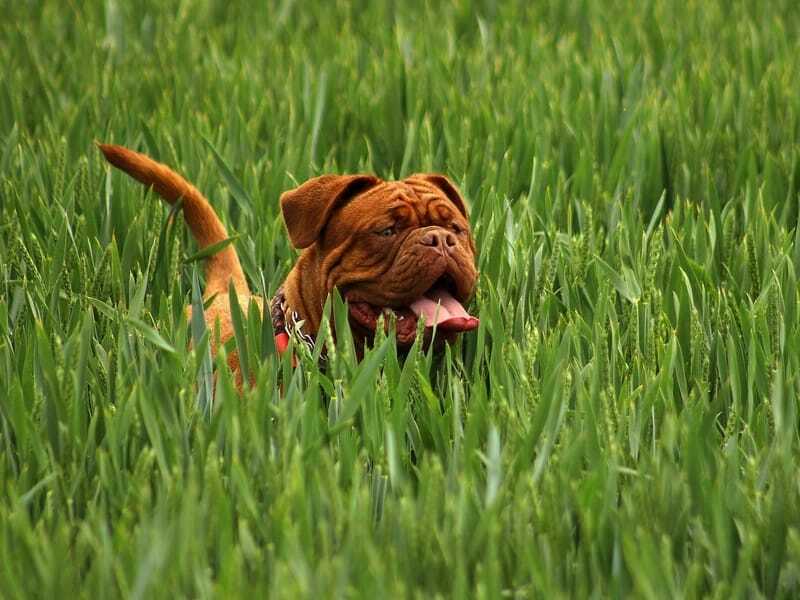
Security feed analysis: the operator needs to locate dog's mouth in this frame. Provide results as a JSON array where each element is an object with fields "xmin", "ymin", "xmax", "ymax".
[{"xmin": 345, "ymin": 274, "xmax": 479, "ymax": 346}]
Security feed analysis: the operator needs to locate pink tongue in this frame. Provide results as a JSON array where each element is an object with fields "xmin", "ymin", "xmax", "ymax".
[{"xmin": 409, "ymin": 288, "xmax": 479, "ymax": 332}]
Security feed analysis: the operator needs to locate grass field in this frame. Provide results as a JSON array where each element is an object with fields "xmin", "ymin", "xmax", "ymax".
[{"xmin": 3, "ymin": 0, "xmax": 800, "ymax": 597}]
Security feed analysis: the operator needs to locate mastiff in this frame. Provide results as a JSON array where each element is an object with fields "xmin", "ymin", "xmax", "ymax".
[{"xmin": 98, "ymin": 143, "xmax": 479, "ymax": 385}]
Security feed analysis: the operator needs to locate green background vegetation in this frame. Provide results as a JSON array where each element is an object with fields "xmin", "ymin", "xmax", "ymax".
[{"xmin": 3, "ymin": 0, "xmax": 800, "ymax": 596}]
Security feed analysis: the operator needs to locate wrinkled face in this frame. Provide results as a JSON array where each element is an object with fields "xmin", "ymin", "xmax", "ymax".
[{"xmin": 316, "ymin": 176, "xmax": 479, "ymax": 346}]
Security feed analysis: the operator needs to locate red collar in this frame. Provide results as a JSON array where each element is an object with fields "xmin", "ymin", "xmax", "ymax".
[
  {"xmin": 275, "ymin": 331, "xmax": 290, "ymax": 355},
  {"xmin": 270, "ymin": 286, "xmax": 315, "ymax": 360}
]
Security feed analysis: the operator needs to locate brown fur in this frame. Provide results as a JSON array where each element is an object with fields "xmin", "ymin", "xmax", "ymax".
[
  {"xmin": 98, "ymin": 143, "xmax": 259, "ymax": 385},
  {"xmin": 279, "ymin": 176, "xmax": 478, "ymax": 336},
  {"xmin": 98, "ymin": 142, "xmax": 478, "ymax": 387}
]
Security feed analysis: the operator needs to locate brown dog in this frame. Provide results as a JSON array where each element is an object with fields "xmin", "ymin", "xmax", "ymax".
[{"xmin": 98, "ymin": 143, "xmax": 479, "ymax": 382}]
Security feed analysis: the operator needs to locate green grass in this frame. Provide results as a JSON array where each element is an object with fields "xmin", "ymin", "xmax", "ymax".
[{"xmin": 3, "ymin": 0, "xmax": 800, "ymax": 596}]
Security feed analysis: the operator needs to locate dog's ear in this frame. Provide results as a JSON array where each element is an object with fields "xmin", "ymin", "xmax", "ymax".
[
  {"xmin": 280, "ymin": 174, "xmax": 380, "ymax": 248},
  {"xmin": 408, "ymin": 174, "xmax": 468, "ymax": 217}
]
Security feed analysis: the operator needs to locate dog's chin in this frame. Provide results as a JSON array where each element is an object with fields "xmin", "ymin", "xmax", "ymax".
[{"xmin": 344, "ymin": 274, "xmax": 479, "ymax": 350}]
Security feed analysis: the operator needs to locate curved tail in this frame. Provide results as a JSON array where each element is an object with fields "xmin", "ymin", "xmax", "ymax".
[{"xmin": 97, "ymin": 142, "xmax": 248, "ymax": 296}]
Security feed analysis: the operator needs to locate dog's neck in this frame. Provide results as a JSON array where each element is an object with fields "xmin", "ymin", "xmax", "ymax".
[
  {"xmin": 282, "ymin": 249, "xmax": 325, "ymax": 334},
  {"xmin": 280, "ymin": 249, "xmax": 375, "ymax": 359}
]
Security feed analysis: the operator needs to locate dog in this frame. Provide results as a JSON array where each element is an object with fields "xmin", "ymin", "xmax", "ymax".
[{"xmin": 97, "ymin": 143, "xmax": 479, "ymax": 385}]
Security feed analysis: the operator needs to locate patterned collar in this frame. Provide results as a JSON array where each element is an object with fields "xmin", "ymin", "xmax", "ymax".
[{"xmin": 270, "ymin": 285, "xmax": 316, "ymax": 357}]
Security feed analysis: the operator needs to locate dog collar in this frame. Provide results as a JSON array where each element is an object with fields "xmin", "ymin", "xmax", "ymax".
[{"xmin": 270, "ymin": 286, "xmax": 315, "ymax": 357}]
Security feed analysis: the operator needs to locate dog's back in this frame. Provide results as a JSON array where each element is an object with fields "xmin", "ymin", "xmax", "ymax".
[{"xmin": 99, "ymin": 143, "xmax": 261, "ymax": 388}]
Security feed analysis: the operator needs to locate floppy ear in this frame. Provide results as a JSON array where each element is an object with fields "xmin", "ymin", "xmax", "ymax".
[
  {"xmin": 409, "ymin": 174, "xmax": 468, "ymax": 217},
  {"xmin": 279, "ymin": 174, "xmax": 380, "ymax": 248}
]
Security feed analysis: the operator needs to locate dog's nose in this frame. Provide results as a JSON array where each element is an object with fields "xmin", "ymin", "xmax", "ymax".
[{"xmin": 420, "ymin": 230, "xmax": 457, "ymax": 249}]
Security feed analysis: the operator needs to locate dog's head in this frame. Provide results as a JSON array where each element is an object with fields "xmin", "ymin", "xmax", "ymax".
[{"xmin": 280, "ymin": 173, "xmax": 479, "ymax": 347}]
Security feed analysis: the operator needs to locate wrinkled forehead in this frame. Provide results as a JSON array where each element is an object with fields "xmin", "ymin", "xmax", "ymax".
[{"xmin": 338, "ymin": 179, "xmax": 461, "ymax": 224}]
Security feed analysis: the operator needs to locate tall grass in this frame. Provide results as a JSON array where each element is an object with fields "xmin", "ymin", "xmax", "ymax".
[{"xmin": 2, "ymin": 0, "xmax": 800, "ymax": 596}]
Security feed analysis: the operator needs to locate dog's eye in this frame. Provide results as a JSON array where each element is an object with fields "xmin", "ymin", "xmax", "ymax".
[
  {"xmin": 451, "ymin": 222, "xmax": 464, "ymax": 234},
  {"xmin": 376, "ymin": 226, "xmax": 396, "ymax": 237}
]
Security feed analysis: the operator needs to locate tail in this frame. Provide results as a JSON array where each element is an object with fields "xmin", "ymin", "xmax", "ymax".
[{"xmin": 97, "ymin": 142, "xmax": 248, "ymax": 296}]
